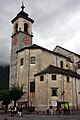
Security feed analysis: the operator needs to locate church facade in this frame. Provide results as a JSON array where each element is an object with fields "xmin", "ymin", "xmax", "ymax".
[{"xmin": 10, "ymin": 4, "xmax": 80, "ymax": 111}]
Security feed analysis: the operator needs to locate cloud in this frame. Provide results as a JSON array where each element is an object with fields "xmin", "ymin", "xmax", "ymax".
[
  {"xmin": 33, "ymin": 0, "xmax": 80, "ymax": 51},
  {"xmin": 0, "ymin": 0, "xmax": 80, "ymax": 64}
]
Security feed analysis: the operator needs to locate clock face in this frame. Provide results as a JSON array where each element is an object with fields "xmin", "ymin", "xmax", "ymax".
[
  {"xmin": 12, "ymin": 36, "xmax": 18, "ymax": 45},
  {"xmin": 23, "ymin": 37, "xmax": 30, "ymax": 44}
]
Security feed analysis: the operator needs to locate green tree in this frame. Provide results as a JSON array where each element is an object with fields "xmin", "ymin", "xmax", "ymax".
[
  {"xmin": 9, "ymin": 84, "xmax": 24, "ymax": 107},
  {"xmin": 0, "ymin": 89, "xmax": 11, "ymax": 112}
]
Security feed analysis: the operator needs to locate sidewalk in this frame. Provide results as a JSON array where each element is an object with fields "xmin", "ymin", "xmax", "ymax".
[{"xmin": 0, "ymin": 109, "xmax": 80, "ymax": 116}]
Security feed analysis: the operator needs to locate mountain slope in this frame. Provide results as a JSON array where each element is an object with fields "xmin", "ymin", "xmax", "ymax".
[{"xmin": 0, "ymin": 65, "xmax": 9, "ymax": 89}]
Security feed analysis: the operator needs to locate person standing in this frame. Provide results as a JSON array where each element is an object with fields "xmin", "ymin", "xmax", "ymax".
[
  {"xmin": 18, "ymin": 106, "xmax": 22, "ymax": 117},
  {"xmin": 49, "ymin": 105, "xmax": 53, "ymax": 115}
]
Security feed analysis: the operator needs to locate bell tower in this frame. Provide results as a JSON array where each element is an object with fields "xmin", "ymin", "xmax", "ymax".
[
  {"xmin": 10, "ymin": 3, "xmax": 34, "ymax": 85},
  {"xmin": 11, "ymin": 2, "xmax": 34, "ymax": 48}
]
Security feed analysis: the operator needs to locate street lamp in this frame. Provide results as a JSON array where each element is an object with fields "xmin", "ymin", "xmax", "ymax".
[{"xmin": 62, "ymin": 91, "xmax": 65, "ymax": 102}]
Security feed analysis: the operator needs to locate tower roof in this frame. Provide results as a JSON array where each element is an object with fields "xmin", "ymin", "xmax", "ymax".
[{"xmin": 11, "ymin": 3, "xmax": 34, "ymax": 24}]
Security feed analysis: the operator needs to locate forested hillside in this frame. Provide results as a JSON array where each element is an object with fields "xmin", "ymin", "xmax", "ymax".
[{"xmin": 0, "ymin": 65, "xmax": 9, "ymax": 89}]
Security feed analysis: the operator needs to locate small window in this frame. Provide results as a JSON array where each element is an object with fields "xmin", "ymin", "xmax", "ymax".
[
  {"xmin": 52, "ymin": 75, "xmax": 56, "ymax": 80},
  {"xmin": 20, "ymin": 58, "xmax": 23, "ymax": 66},
  {"xmin": 40, "ymin": 75, "xmax": 44, "ymax": 81},
  {"xmin": 60, "ymin": 61, "xmax": 63, "ymax": 68},
  {"xmin": 67, "ymin": 76, "xmax": 70, "ymax": 82},
  {"xmin": 51, "ymin": 88, "xmax": 57, "ymax": 96},
  {"xmin": 24, "ymin": 23, "xmax": 28, "ymax": 33},
  {"xmin": 66, "ymin": 64, "xmax": 68, "ymax": 67},
  {"xmin": 30, "ymin": 56, "xmax": 36, "ymax": 64},
  {"xmin": 78, "ymin": 63, "xmax": 80, "ymax": 68},
  {"xmin": 30, "ymin": 82, "xmax": 35, "ymax": 92},
  {"xmin": 15, "ymin": 23, "xmax": 18, "ymax": 32}
]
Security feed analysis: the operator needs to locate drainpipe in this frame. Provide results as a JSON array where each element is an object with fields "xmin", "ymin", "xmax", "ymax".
[
  {"xmin": 28, "ymin": 49, "xmax": 30, "ymax": 107},
  {"xmin": 73, "ymin": 55, "xmax": 78, "ymax": 110}
]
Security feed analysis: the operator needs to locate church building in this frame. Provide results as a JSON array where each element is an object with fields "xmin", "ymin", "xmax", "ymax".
[{"xmin": 10, "ymin": 3, "xmax": 80, "ymax": 112}]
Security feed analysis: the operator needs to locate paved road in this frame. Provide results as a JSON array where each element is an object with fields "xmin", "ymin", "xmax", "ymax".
[{"xmin": 0, "ymin": 114, "xmax": 80, "ymax": 120}]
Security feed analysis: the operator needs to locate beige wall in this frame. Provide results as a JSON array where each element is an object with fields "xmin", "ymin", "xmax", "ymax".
[
  {"xmin": 16, "ymin": 47, "xmax": 80, "ymax": 110},
  {"xmin": 54, "ymin": 46, "xmax": 80, "ymax": 71},
  {"xmin": 35, "ymin": 73, "xmax": 80, "ymax": 111},
  {"xmin": 13, "ymin": 18, "xmax": 32, "ymax": 35}
]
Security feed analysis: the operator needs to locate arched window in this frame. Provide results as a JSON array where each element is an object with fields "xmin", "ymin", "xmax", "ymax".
[
  {"xmin": 14, "ymin": 23, "xmax": 18, "ymax": 33},
  {"xmin": 20, "ymin": 58, "xmax": 24, "ymax": 66},
  {"xmin": 24, "ymin": 23, "xmax": 28, "ymax": 33}
]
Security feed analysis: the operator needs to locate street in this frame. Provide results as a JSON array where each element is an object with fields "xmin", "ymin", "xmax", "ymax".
[{"xmin": 0, "ymin": 114, "xmax": 80, "ymax": 120}]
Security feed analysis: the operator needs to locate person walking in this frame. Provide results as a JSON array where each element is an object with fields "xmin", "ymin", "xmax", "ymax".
[{"xmin": 18, "ymin": 106, "xmax": 22, "ymax": 117}]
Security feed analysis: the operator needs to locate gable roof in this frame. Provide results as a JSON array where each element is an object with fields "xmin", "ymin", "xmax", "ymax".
[
  {"xmin": 54, "ymin": 45, "xmax": 80, "ymax": 57},
  {"xmin": 34, "ymin": 65, "xmax": 80, "ymax": 79},
  {"xmin": 16, "ymin": 44, "xmax": 72, "ymax": 62}
]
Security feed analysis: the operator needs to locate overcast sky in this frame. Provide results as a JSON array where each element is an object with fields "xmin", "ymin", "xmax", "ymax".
[{"xmin": 1, "ymin": 0, "xmax": 80, "ymax": 65}]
